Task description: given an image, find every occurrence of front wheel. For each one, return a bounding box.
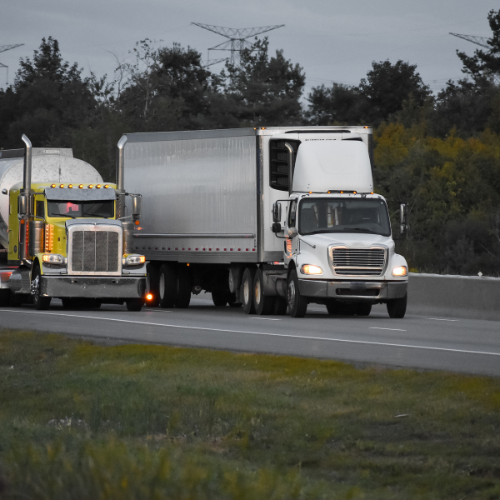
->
[32,265,51,310]
[287,269,307,318]
[387,294,407,318]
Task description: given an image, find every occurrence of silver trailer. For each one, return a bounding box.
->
[122,126,408,317]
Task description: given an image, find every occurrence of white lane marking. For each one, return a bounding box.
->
[146,309,173,313]
[2,309,500,357]
[370,327,407,332]
[427,318,459,322]
[250,317,281,321]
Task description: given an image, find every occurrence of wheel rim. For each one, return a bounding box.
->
[243,278,250,305]
[254,279,261,305]
[31,273,40,303]
[159,273,165,299]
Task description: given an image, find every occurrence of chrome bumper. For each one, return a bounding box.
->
[40,276,146,299]
[298,279,407,301]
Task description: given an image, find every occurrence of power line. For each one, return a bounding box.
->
[0,43,24,86]
[192,23,285,67]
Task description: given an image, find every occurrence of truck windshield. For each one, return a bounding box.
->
[47,200,114,219]
[299,198,391,237]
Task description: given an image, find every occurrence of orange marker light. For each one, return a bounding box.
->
[104,184,109,188]
[68,184,73,189]
[353,191,357,194]
[135,220,140,225]
[79,184,84,189]
[20,219,25,224]
[51,184,56,188]
[96,184,101,189]
[60,184,64,188]
[146,293,153,301]
[88,184,93,189]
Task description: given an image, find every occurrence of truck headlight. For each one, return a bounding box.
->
[301,264,323,275]
[42,254,65,264]
[124,254,146,265]
[392,266,408,277]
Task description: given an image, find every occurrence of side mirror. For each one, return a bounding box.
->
[131,194,142,220]
[272,222,282,233]
[400,203,408,237]
[272,202,282,223]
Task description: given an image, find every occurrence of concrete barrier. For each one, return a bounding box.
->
[407,273,500,321]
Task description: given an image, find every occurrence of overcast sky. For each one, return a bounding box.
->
[1,0,498,99]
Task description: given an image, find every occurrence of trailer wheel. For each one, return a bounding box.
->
[212,291,228,307]
[254,268,274,315]
[287,269,307,318]
[32,264,51,310]
[175,265,192,308]
[355,302,372,316]
[158,264,177,308]
[387,294,407,318]
[126,298,143,311]
[146,263,160,307]
[241,267,256,314]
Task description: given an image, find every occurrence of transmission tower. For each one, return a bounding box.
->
[449,33,498,84]
[192,23,285,67]
[0,44,24,86]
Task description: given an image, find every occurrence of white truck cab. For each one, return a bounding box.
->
[271,132,409,318]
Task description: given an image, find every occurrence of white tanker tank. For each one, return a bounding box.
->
[0,148,102,249]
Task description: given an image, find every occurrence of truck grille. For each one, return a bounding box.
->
[331,248,386,276]
[71,231,119,272]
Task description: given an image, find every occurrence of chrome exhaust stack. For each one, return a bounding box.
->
[19,135,32,261]
[116,135,127,220]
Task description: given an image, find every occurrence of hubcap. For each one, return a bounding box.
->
[288,281,295,308]
[255,279,261,305]
[243,279,250,304]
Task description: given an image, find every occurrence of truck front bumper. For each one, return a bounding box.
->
[40,276,146,299]
[298,279,407,302]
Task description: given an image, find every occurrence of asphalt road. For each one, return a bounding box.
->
[1,295,499,377]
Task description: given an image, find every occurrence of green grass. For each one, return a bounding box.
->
[0,328,500,499]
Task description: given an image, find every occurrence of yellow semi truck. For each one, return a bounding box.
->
[0,135,147,311]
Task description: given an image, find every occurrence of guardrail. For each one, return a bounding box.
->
[408,273,500,321]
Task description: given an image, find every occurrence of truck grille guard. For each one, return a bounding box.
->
[329,246,387,277]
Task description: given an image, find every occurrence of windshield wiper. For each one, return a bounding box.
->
[301,228,382,236]
[49,213,76,219]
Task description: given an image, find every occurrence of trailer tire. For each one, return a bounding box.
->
[126,298,143,311]
[241,267,256,314]
[254,268,274,315]
[287,269,307,318]
[387,294,407,319]
[159,264,177,308]
[32,264,51,311]
[212,291,228,307]
[175,265,191,308]
[146,263,160,307]
[355,302,372,316]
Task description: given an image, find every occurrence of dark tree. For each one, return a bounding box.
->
[222,38,305,126]
[305,83,363,125]
[358,60,431,125]
[0,37,97,148]
[457,9,500,82]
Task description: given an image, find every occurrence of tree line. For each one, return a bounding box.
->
[1,9,499,276]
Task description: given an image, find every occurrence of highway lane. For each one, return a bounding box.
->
[1,295,499,376]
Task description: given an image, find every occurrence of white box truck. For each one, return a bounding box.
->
[121,126,409,318]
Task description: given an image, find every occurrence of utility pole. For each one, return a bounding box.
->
[0,44,24,87]
[192,23,284,67]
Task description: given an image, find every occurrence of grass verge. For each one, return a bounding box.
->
[0,328,499,499]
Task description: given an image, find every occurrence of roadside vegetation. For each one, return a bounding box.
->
[1,329,499,499]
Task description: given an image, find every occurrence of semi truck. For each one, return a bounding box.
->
[120,126,409,318]
[0,135,147,311]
